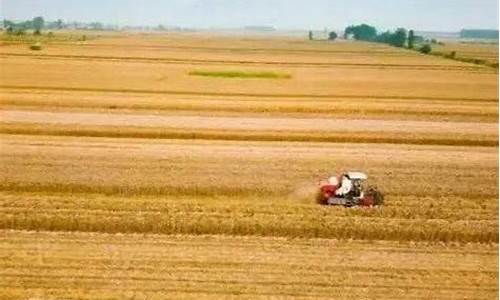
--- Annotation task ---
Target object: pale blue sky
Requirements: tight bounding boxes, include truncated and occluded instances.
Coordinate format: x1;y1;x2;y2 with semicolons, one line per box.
1;0;498;31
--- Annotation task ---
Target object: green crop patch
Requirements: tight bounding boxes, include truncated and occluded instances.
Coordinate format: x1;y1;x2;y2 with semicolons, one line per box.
189;70;292;79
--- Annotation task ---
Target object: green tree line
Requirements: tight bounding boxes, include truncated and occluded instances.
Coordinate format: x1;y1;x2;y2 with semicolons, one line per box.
4;17;47;35
344;24;415;48
344;24;432;53
3;17;107;35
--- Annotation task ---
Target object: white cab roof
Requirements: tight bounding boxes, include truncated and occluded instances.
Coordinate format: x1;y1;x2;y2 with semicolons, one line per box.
347;172;368;180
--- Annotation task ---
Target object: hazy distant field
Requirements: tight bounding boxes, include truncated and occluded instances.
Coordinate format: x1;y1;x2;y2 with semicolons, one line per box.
433;41;499;66
0;32;498;299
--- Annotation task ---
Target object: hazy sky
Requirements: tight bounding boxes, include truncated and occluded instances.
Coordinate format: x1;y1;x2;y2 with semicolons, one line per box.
1;0;498;31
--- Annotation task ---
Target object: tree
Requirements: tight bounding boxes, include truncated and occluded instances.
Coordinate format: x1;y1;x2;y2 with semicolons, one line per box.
22;20;34;30
3;20;14;34
328;31;338;41
344;24;377;41
408;30;415;49
375;31;392;44
14;28;26;35
3;19;26;35
90;22;104;30
374;28;407;47
413;35;424;44
3;19;14;29
419;44;432;54
56;19;63;29
390;28;407;47
32;16;44;32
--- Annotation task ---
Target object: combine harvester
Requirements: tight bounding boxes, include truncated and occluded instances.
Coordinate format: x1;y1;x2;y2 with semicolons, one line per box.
317;172;384;207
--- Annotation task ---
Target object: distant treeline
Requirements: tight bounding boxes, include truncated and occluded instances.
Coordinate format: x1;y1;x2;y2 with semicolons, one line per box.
460;29;499;39
3;17;48;34
341;24;498;68
3;17;117;33
343;24;425;49
342;24;500;58
2;17;193;33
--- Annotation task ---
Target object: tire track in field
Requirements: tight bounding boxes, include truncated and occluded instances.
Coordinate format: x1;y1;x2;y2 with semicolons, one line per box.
1;84;497;102
0;52;486;71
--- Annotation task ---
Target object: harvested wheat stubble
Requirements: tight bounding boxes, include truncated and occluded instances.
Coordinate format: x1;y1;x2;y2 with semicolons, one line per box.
0;191;497;242
433;42;499;65
1;52;498;100
0;230;497;300
3;110;497;134
1;52;484;71
0;32;498;300
1;85;498;102
0;34;479;68
1;135;497;242
2;122;497;147
2;134;497;198
1;109;498;146
1;87;498;123
0;97;497;122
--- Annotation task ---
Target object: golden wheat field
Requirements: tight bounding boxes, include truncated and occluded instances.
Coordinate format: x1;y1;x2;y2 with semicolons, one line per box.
0;31;498;299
